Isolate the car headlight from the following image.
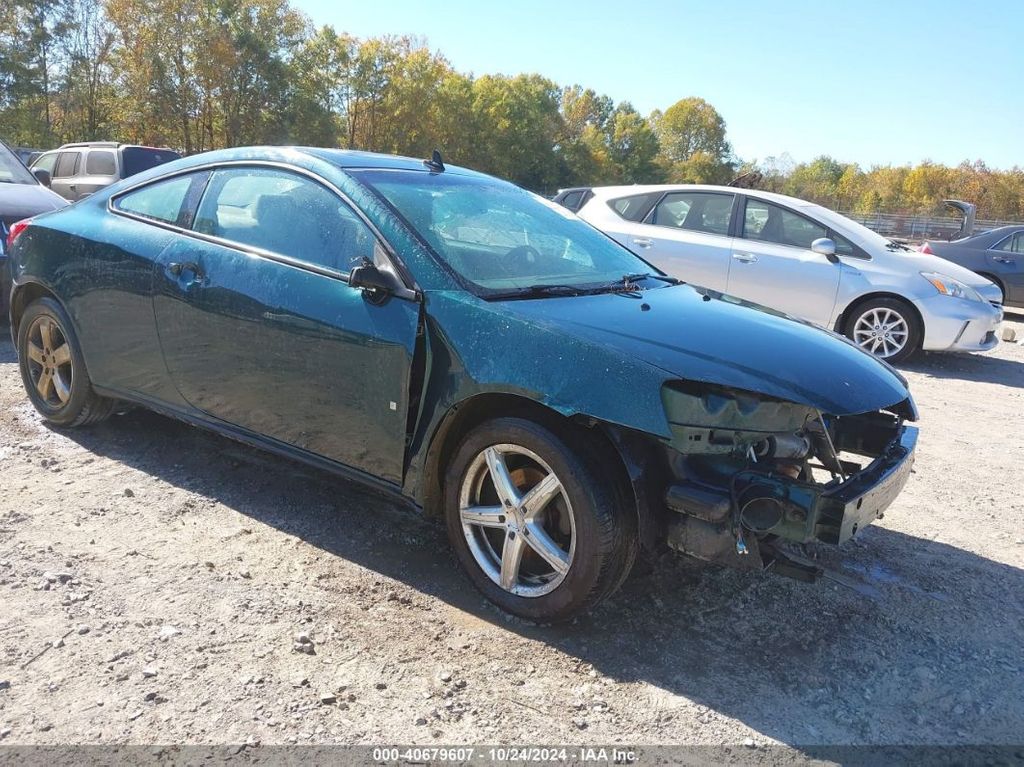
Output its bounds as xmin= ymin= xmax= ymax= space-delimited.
xmin=921 ymin=272 xmax=983 ymax=302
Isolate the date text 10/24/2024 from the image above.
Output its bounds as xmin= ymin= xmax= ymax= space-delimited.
xmin=371 ymin=747 xmax=639 ymax=762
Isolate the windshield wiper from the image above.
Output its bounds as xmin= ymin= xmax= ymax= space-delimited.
xmin=486 ymin=284 xmax=586 ymax=300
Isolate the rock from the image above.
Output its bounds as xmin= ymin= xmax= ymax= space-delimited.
xmin=128 ymin=709 xmax=144 ymax=721
xmin=77 ymin=625 xmax=90 ymax=635
xmin=141 ymin=666 xmax=158 ymax=678
xmin=123 ymin=488 xmax=135 ymax=498
xmin=571 ymin=717 xmax=587 ymax=730
xmin=145 ymin=692 xmax=158 ymax=702
xmin=293 ymin=642 xmax=315 ymax=655
xmin=36 ymin=723 xmax=53 ymax=732
xmin=374 ymin=682 xmax=387 ymax=690
xmin=239 ymin=569 xmax=251 ymax=579
xmin=415 ymin=716 xmax=428 ymax=726
xmin=743 ymin=737 xmax=756 ymax=748
xmin=158 ymin=626 xmax=180 ymax=642
xmin=319 ymin=693 xmax=337 ymax=705
xmin=294 ymin=631 xmax=313 ymax=645
xmin=1002 ymin=326 xmax=1017 ymax=343
xmin=0 ymin=728 xmax=10 ymax=739
xmin=52 ymin=637 xmax=65 ymax=649
xmin=439 ymin=671 xmax=453 ymax=683
xmin=43 ymin=571 xmax=73 ymax=584
xmin=0 ymin=681 xmax=10 ymax=691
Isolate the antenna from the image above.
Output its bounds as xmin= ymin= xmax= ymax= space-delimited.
xmin=424 ymin=149 xmax=445 ymax=172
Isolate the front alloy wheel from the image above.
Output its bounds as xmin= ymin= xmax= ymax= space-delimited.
xmin=444 ymin=416 xmax=636 ymax=622
xmin=458 ymin=444 xmax=575 ymax=597
xmin=845 ymin=297 xmax=920 ymax=363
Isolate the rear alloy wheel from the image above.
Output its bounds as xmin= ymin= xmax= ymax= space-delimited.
xmin=845 ymin=298 xmax=920 ymax=363
xmin=444 ymin=417 xmax=636 ymax=622
xmin=17 ymin=298 xmax=116 ymax=427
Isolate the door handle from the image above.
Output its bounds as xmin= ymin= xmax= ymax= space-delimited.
xmin=994 ymin=256 xmax=1015 ymax=265
xmin=632 ymin=237 xmax=653 ymax=248
xmin=168 ymin=261 xmax=204 ymax=278
xmin=732 ymin=252 xmax=758 ymax=263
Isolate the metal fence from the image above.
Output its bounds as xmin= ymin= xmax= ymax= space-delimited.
xmin=840 ymin=211 xmax=1021 ymax=242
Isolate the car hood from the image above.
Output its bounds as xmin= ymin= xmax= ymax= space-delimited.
xmin=496 ymin=284 xmax=912 ymax=417
xmin=887 ymin=249 xmax=995 ymax=289
xmin=0 ymin=182 xmax=68 ymax=221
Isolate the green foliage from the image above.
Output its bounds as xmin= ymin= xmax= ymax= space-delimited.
xmin=1 ymin=0 xmax=1021 ymax=217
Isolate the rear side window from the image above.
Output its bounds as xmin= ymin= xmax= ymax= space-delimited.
xmin=608 ymin=192 xmax=663 ymax=222
xmin=743 ymin=199 xmax=827 ymax=249
xmin=560 ymin=190 xmax=584 ymax=211
xmin=53 ymin=152 xmax=81 ymax=178
xmin=85 ymin=150 xmax=117 ymax=176
xmin=649 ymin=192 xmax=734 ymax=235
xmin=993 ymin=232 xmax=1024 ymax=254
xmin=115 ymin=174 xmax=197 ymax=225
xmin=121 ymin=147 xmax=181 ymax=177
xmin=193 ymin=166 xmax=375 ymax=272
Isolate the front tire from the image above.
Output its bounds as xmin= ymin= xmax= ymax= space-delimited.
xmin=844 ymin=297 xmax=921 ymax=363
xmin=443 ymin=417 xmax=636 ymax=622
xmin=17 ymin=297 xmax=116 ymax=427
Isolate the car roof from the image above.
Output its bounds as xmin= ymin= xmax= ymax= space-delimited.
xmin=300 ymin=147 xmax=486 ymax=177
xmin=587 ymin=184 xmax=820 ymax=209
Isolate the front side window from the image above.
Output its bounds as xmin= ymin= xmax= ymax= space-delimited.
xmin=53 ymin=152 xmax=81 ymax=179
xmin=32 ymin=152 xmax=57 ymax=175
xmin=114 ymin=174 xmax=198 ymax=225
xmin=193 ymin=167 xmax=374 ymax=272
xmin=650 ymin=192 xmax=734 ymax=235
xmin=743 ymin=199 xmax=827 ymax=249
xmin=85 ymin=150 xmax=117 ymax=176
xmin=353 ymin=169 xmax=660 ymax=295
xmin=833 ymin=232 xmax=859 ymax=257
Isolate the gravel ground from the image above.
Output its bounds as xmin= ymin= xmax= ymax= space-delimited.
xmin=0 ymin=316 xmax=1022 ymax=749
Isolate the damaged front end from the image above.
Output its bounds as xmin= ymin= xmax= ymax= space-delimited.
xmin=660 ymin=380 xmax=918 ymax=582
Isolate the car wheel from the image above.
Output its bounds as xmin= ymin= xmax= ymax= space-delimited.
xmin=17 ymin=297 xmax=116 ymax=427
xmin=444 ymin=416 xmax=636 ymax=622
xmin=844 ymin=297 xmax=920 ymax=363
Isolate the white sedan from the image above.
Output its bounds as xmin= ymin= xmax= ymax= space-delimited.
xmin=566 ymin=185 xmax=1002 ymax=362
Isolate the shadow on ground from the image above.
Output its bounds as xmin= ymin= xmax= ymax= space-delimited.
xmin=35 ymin=401 xmax=1023 ymax=748
xmin=899 ymin=349 xmax=1024 ymax=388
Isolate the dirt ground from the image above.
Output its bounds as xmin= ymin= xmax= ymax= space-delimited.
xmin=0 ymin=315 xmax=1022 ymax=750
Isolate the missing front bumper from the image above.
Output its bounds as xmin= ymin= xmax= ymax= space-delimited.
xmin=665 ymin=425 xmax=918 ymax=573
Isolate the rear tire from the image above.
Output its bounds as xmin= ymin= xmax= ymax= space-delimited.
xmin=843 ymin=297 xmax=921 ymax=364
xmin=443 ymin=416 xmax=636 ymax=622
xmin=17 ymin=297 xmax=116 ymax=427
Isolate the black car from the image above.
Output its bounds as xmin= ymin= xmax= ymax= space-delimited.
xmin=0 ymin=139 xmax=67 ymax=319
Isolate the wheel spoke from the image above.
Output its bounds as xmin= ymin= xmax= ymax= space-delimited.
xmin=51 ymin=343 xmax=72 ymax=367
xmin=52 ymin=371 xmax=71 ymax=403
xmin=524 ymin=521 xmax=570 ymax=574
xmin=484 ymin=446 xmax=520 ymax=509
xmin=499 ymin=531 xmax=527 ymax=590
xmin=38 ymin=319 xmax=56 ymax=350
xmin=520 ymin=473 xmax=562 ymax=521
xmin=36 ymin=368 xmax=53 ymax=400
xmin=460 ymin=505 xmax=506 ymax=528
xmin=27 ymin=342 xmax=44 ymax=364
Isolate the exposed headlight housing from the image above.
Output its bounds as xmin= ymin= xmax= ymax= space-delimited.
xmin=921 ymin=272 xmax=983 ymax=302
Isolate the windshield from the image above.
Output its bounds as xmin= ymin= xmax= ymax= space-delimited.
xmin=0 ymin=142 xmax=39 ymax=185
xmin=352 ymin=169 xmax=660 ymax=295
xmin=801 ymin=203 xmax=894 ymax=251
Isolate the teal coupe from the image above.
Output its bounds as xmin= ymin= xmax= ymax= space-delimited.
xmin=7 ymin=147 xmax=918 ymax=621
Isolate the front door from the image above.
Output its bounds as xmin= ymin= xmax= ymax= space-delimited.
xmin=726 ymin=196 xmax=842 ymax=326
xmin=153 ymin=165 xmax=420 ymax=485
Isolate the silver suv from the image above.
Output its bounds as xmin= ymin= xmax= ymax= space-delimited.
xmin=30 ymin=142 xmax=181 ymax=201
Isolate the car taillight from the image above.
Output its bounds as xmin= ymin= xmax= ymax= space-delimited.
xmin=7 ymin=218 xmax=31 ymax=250
xmin=918 ymin=242 xmax=933 ymax=254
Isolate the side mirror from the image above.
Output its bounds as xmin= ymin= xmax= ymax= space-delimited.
xmin=33 ymin=168 xmax=51 ymax=187
xmin=348 ymin=261 xmax=397 ymax=297
xmin=811 ymin=237 xmax=839 ymax=263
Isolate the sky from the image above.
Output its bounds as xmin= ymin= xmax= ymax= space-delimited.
xmin=292 ymin=0 xmax=1024 ymax=170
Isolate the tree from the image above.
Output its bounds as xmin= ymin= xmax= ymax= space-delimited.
xmin=652 ymin=97 xmax=733 ymax=183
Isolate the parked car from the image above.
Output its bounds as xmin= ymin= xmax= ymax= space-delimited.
xmin=30 ymin=142 xmax=181 ymax=201
xmin=0 ymin=139 xmax=67 ymax=319
xmin=568 ymin=185 xmax=1003 ymax=362
xmin=8 ymin=147 xmax=919 ymax=621
xmin=552 ymin=187 xmax=594 ymax=213
xmin=920 ymin=226 xmax=1024 ymax=310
